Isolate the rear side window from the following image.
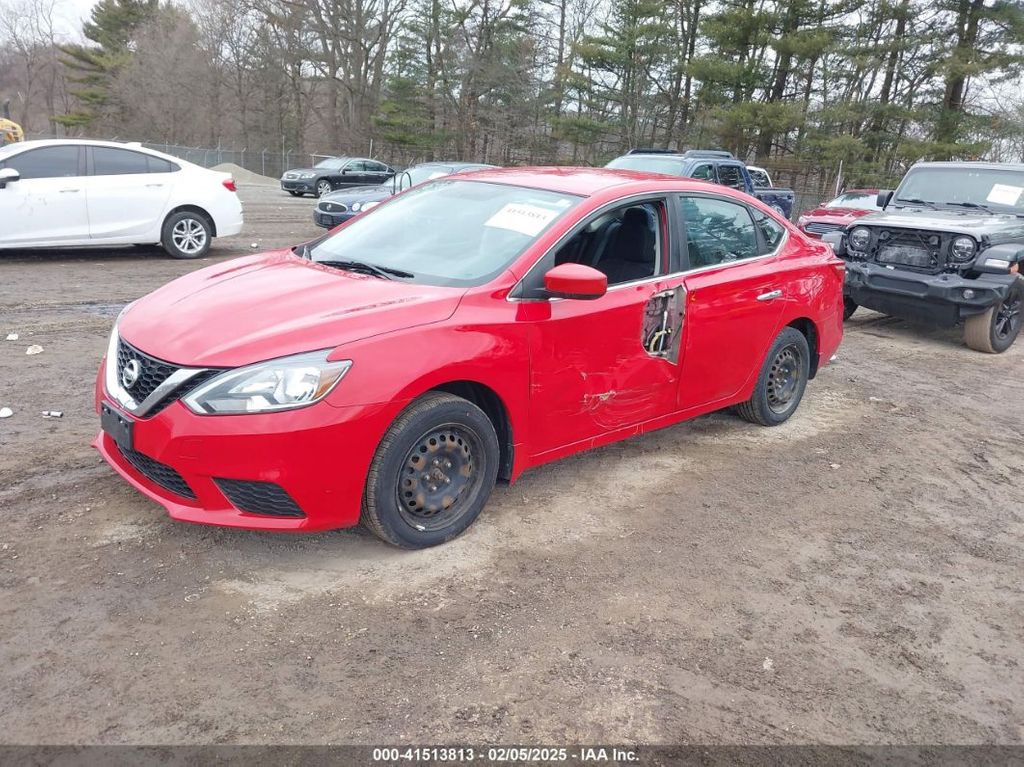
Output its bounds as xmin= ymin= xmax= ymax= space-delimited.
xmin=93 ymin=147 xmax=175 ymax=175
xmin=6 ymin=146 xmax=79 ymax=179
xmin=717 ymin=164 xmax=745 ymax=190
xmin=753 ymin=209 xmax=785 ymax=251
xmin=366 ymin=161 xmax=389 ymax=173
xmin=679 ymin=195 xmax=758 ymax=269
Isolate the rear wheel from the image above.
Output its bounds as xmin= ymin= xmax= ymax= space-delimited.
xmin=735 ymin=327 xmax=811 ymax=426
xmin=964 ymin=279 xmax=1023 ymax=353
xmin=161 ymin=211 xmax=212 ymax=259
xmin=361 ymin=393 xmax=499 ymax=549
xmin=843 ymin=296 xmax=858 ymax=321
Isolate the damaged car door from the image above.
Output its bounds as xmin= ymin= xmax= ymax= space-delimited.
xmin=516 ymin=198 xmax=688 ymax=457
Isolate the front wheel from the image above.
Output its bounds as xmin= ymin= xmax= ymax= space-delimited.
xmin=161 ymin=211 xmax=212 ymax=259
xmin=315 ymin=179 xmax=332 ymax=198
xmin=361 ymin=393 xmax=500 ymax=549
xmin=735 ymin=327 xmax=811 ymax=426
xmin=964 ymin=279 xmax=1022 ymax=353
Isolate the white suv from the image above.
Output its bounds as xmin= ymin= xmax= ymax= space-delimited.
xmin=0 ymin=139 xmax=243 ymax=259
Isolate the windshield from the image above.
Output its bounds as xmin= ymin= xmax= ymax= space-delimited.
xmin=894 ymin=167 xmax=1024 ymax=213
xmin=310 ymin=180 xmax=582 ymax=287
xmin=404 ymin=165 xmax=454 ymax=186
xmin=606 ymin=156 xmax=686 ymax=176
xmin=825 ymin=192 xmax=881 ymax=210
xmin=314 ymin=158 xmax=346 ymax=170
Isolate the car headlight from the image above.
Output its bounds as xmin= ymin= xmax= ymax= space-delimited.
xmin=351 ymin=202 xmax=362 ymax=212
xmin=182 ymin=350 xmax=352 ymax=415
xmin=951 ymin=236 xmax=976 ymax=261
xmin=299 ymin=172 xmax=316 ymax=179
xmin=849 ymin=227 xmax=871 ymax=251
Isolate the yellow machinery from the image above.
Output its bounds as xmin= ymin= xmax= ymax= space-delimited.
xmin=1 ymin=100 xmax=23 ymax=145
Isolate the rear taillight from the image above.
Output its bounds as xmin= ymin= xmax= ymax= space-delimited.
xmin=223 ymin=179 xmax=237 ymax=192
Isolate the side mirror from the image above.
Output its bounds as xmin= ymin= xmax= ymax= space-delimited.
xmin=543 ymin=263 xmax=607 ymax=300
xmin=0 ymin=167 xmax=20 ymax=188
xmin=821 ymin=231 xmax=845 ymax=255
xmin=876 ymin=190 xmax=893 ymax=209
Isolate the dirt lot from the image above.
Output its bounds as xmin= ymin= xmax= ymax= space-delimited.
xmin=0 ymin=182 xmax=1021 ymax=746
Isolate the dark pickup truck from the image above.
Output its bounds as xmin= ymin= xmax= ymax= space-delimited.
xmin=606 ymin=149 xmax=796 ymax=220
xmin=825 ymin=161 xmax=1024 ymax=353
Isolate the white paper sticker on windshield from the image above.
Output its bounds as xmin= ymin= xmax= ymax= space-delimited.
xmin=986 ymin=183 xmax=1023 ymax=206
xmin=485 ymin=203 xmax=559 ymax=236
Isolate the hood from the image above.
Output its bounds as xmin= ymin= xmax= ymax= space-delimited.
xmin=855 ymin=208 xmax=1024 ymax=239
xmin=321 ymin=186 xmax=392 ymax=204
xmin=802 ymin=206 xmax=874 ymax=221
xmin=282 ymin=167 xmax=318 ymax=175
xmin=118 ymin=251 xmax=464 ymax=368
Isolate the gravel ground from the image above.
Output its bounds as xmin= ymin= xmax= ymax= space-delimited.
xmin=0 ymin=183 xmax=1021 ymax=745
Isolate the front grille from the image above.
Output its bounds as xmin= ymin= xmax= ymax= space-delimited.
xmin=805 ymin=221 xmax=843 ymax=235
xmin=146 ymin=369 xmax=221 ymax=416
xmin=873 ymin=229 xmax=943 ymax=272
xmin=118 ymin=445 xmax=196 ymax=500
xmin=214 ymin=479 xmax=306 ymax=518
xmin=117 ymin=339 xmax=178 ymax=403
xmin=319 ymin=202 xmax=348 ymax=213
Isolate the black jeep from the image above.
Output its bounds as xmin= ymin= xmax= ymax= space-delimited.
xmin=825 ymin=162 xmax=1024 ymax=353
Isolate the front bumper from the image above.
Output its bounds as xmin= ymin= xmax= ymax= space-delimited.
xmin=844 ymin=261 xmax=1015 ymax=327
xmin=281 ymin=179 xmax=315 ymax=194
xmin=313 ymin=209 xmax=356 ymax=229
xmin=93 ymin=360 xmax=399 ymax=531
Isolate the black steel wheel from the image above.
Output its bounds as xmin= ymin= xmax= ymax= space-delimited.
xmin=361 ymin=392 xmax=499 ymax=548
xmin=735 ymin=327 xmax=811 ymax=426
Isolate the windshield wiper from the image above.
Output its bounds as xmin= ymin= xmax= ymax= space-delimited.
xmin=894 ymin=197 xmax=939 ymax=210
xmin=946 ymin=201 xmax=995 ymax=215
xmin=316 ymin=260 xmax=414 ymax=280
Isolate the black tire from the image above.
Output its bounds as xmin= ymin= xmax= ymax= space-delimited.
xmin=315 ymin=179 xmax=333 ymax=198
xmin=161 ymin=210 xmax=212 ymax=259
xmin=964 ymin=278 xmax=1023 ymax=353
xmin=735 ymin=327 xmax=811 ymax=427
xmin=843 ymin=296 xmax=858 ymax=321
xmin=288 ymin=190 xmax=303 ymax=197
xmin=361 ymin=392 xmax=500 ymax=549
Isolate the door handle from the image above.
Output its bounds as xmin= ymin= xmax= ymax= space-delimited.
xmin=144 ymin=183 xmax=165 ymax=188
xmin=59 ymin=188 xmax=80 ymax=193
xmin=756 ymin=289 xmax=782 ymax=302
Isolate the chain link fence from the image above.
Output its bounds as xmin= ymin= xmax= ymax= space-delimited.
xmin=139 ymin=144 xmax=330 ymax=181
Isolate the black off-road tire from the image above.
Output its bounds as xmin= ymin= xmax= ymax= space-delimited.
xmin=161 ymin=210 xmax=213 ymax=259
xmin=843 ymin=296 xmax=858 ymax=321
xmin=964 ymin=279 xmax=1023 ymax=354
xmin=361 ymin=392 xmax=500 ymax=549
xmin=735 ymin=327 xmax=811 ymax=427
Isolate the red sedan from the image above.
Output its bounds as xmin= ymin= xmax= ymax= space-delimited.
xmin=797 ymin=189 xmax=881 ymax=239
xmin=94 ymin=168 xmax=844 ymax=548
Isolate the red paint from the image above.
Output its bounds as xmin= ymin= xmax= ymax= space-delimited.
xmin=797 ymin=189 xmax=880 ymax=238
xmin=94 ymin=168 xmax=844 ymax=532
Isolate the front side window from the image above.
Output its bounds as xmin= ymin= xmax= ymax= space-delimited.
xmin=345 ymin=160 xmax=369 ymax=173
xmin=310 ymin=180 xmax=581 ymax=287
xmin=680 ymin=196 xmax=758 ymax=269
xmin=717 ymin=164 xmax=745 ymax=190
xmin=545 ymin=201 xmax=663 ymax=288
xmin=691 ymin=163 xmax=715 ymax=182
xmin=4 ymin=146 xmax=79 ymax=179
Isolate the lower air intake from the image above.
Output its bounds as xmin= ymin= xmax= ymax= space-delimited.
xmin=214 ymin=478 xmax=306 ymax=518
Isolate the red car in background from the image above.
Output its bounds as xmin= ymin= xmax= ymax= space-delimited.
xmin=94 ymin=168 xmax=844 ymax=548
xmin=797 ymin=189 xmax=881 ymax=239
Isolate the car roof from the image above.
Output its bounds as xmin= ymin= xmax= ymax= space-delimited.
xmin=7 ymin=138 xmax=158 ymax=151
xmin=454 ymin=166 xmax=728 ymax=197
xmin=911 ymin=161 xmax=1024 ymax=172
